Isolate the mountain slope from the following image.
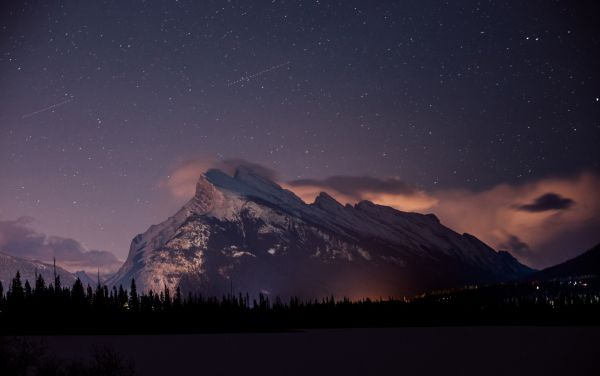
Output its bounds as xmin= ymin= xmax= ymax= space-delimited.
xmin=529 ymin=244 xmax=600 ymax=281
xmin=0 ymin=252 xmax=77 ymax=287
xmin=109 ymin=167 xmax=532 ymax=298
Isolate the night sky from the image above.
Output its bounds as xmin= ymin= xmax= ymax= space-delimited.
xmin=1 ymin=1 xmax=599 ymax=272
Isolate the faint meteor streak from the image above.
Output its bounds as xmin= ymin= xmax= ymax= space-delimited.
xmin=21 ymin=97 xmax=75 ymax=118
xmin=226 ymin=61 xmax=290 ymax=87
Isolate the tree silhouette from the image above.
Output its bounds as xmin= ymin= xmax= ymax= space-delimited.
xmin=72 ymin=277 xmax=86 ymax=307
xmin=129 ymin=278 xmax=139 ymax=312
xmin=118 ymin=285 xmax=128 ymax=309
xmin=173 ymin=286 xmax=182 ymax=310
xmin=53 ymin=258 xmax=61 ymax=294
xmin=0 ymin=269 xmax=598 ymax=333
xmin=24 ymin=280 xmax=32 ymax=301
xmin=34 ymin=274 xmax=45 ymax=296
xmin=9 ymin=271 xmax=25 ymax=306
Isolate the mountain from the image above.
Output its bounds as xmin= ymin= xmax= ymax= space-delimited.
xmin=109 ymin=167 xmax=532 ymax=298
xmin=74 ymin=270 xmax=98 ymax=287
xmin=0 ymin=252 xmax=77 ymax=287
xmin=528 ymin=244 xmax=600 ymax=281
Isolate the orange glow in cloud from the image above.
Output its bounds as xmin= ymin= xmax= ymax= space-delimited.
xmin=281 ymin=183 xmax=438 ymax=212
xmin=161 ymin=159 xmax=214 ymax=199
xmin=431 ymin=172 xmax=600 ymax=268
xmin=284 ymin=172 xmax=600 ymax=268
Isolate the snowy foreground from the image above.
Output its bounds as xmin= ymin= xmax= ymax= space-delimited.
xmin=31 ymin=327 xmax=600 ymax=376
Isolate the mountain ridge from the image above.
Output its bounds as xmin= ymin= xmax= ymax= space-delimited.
xmin=108 ymin=167 xmax=532 ymax=298
xmin=527 ymin=244 xmax=600 ymax=281
xmin=0 ymin=251 xmax=78 ymax=287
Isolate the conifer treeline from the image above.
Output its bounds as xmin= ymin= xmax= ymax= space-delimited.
xmin=0 ymin=270 xmax=348 ymax=320
xmin=1 ymin=270 xmax=599 ymax=333
xmin=0 ymin=271 xmax=185 ymax=314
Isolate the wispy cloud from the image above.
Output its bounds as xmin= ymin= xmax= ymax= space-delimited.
xmin=282 ymin=171 xmax=600 ymax=268
xmin=0 ymin=217 xmax=122 ymax=275
xmin=430 ymin=172 xmax=600 ymax=268
xmin=283 ymin=176 xmax=437 ymax=212
xmin=514 ymin=192 xmax=575 ymax=212
xmin=160 ymin=157 xmax=279 ymax=200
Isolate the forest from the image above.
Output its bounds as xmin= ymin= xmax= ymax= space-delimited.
xmin=1 ymin=270 xmax=599 ymax=334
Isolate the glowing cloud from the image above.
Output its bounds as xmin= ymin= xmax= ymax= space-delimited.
xmin=431 ymin=172 xmax=600 ymax=268
xmin=284 ymin=172 xmax=600 ymax=268
xmin=0 ymin=217 xmax=123 ymax=275
xmin=283 ymin=180 xmax=438 ymax=212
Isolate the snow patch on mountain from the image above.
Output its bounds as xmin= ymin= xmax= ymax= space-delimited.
xmin=0 ymin=252 xmax=77 ymax=286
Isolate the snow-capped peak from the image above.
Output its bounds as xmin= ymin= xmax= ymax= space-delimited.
xmin=109 ymin=169 xmax=532 ymax=297
xmin=204 ymin=167 xmax=306 ymax=212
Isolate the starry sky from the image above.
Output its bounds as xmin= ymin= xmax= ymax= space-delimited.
xmin=1 ymin=0 xmax=599 ymax=272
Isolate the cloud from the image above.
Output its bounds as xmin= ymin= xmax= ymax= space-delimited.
xmin=161 ymin=157 xmax=279 ymax=200
xmin=0 ymin=217 xmax=122 ymax=275
xmin=431 ymin=172 xmax=600 ymax=269
xmin=216 ymin=159 xmax=279 ymax=181
xmin=288 ymin=176 xmax=417 ymax=199
xmin=515 ymin=192 xmax=575 ymax=212
xmin=285 ymin=176 xmax=438 ymax=212
xmin=498 ymin=234 xmax=533 ymax=260
xmin=162 ymin=159 xmax=213 ymax=199
xmin=287 ymin=170 xmax=600 ymax=268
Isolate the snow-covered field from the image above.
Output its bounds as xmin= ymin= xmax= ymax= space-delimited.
xmin=35 ymin=327 xmax=599 ymax=376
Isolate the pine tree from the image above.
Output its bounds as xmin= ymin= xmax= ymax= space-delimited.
xmin=118 ymin=285 xmax=128 ymax=309
xmin=173 ymin=286 xmax=182 ymax=310
xmin=0 ymin=280 xmax=4 ymax=315
xmin=72 ymin=278 xmax=86 ymax=307
xmin=35 ymin=274 xmax=46 ymax=296
xmin=163 ymin=285 xmax=171 ymax=310
xmin=8 ymin=271 xmax=25 ymax=310
xmin=129 ymin=278 xmax=139 ymax=312
xmin=94 ymin=281 xmax=105 ymax=311
xmin=153 ymin=292 xmax=161 ymax=311
xmin=53 ymin=257 xmax=61 ymax=293
xmin=11 ymin=271 xmax=25 ymax=299
xmin=24 ymin=280 xmax=32 ymax=300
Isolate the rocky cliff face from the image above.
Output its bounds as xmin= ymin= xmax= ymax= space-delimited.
xmin=108 ymin=167 xmax=532 ymax=298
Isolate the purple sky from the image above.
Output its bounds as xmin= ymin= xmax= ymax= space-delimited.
xmin=0 ymin=1 xmax=599 ymax=272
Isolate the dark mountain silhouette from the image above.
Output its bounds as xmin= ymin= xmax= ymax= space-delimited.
xmin=529 ymin=244 xmax=600 ymax=281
